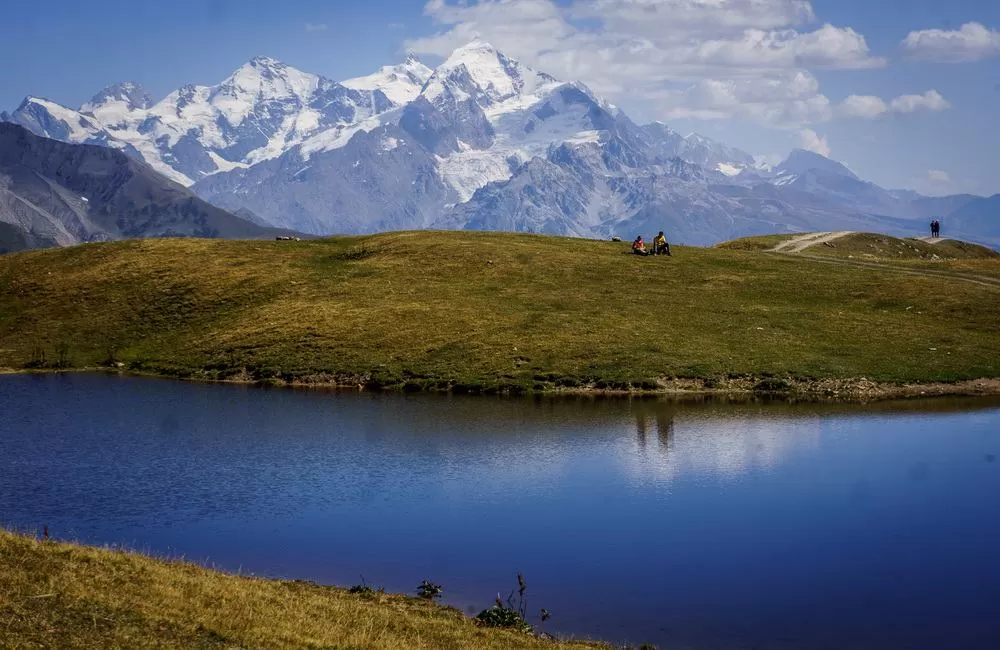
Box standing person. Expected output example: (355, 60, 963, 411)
(653, 231, 671, 256)
(632, 236, 649, 256)
(935, 220, 941, 238)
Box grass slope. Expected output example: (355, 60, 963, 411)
(1, 231, 999, 391)
(0, 530, 606, 650)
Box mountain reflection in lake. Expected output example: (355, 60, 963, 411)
(2, 374, 999, 650)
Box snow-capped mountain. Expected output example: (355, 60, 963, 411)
(342, 54, 434, 106)
(2, 56, 401, 187)
(640, 123, 758, 177)
(4, 42, 992, 246)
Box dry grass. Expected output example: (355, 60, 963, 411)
(0, 530, 608, 650)
(1, 231, 998, 390)
(790, 232, 998, 262)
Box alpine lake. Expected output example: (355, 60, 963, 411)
(2, 373, 999, 649)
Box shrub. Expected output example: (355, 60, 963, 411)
(416, 580, 442, 600)
(475, 606, 532, 633)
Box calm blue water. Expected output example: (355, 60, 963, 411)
(2, 373, 999, 649)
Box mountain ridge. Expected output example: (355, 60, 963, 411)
(0, 123, 294, 253)
(3, 44, 991, 246)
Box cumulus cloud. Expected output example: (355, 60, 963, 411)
(837, 94, 888, 119)
(406, 0, 903, 127)
(915, 169, 957, 195)
(901, 22, 1000, 63)
(835, 90, 950, 119)
(888, 90, 951, 113)
(305, 23, 328, 33)
(926, 170, 952, 184)
(570, 0, 817, 34)
(798, 129, 830, 157)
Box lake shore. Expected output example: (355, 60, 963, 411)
(4, 366, 1000, 402)
(0, 529, 611, 650)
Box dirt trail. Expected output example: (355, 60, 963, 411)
(794, 254, 1000, 290)
(770, 231, 854, 253)
(916, 236, 952, 245)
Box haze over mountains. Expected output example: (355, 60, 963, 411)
(0, 123, 291, 252)
(3, 41, 996, 247)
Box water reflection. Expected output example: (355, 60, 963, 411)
(624, 402, 823, 483)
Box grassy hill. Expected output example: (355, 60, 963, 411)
(1, 231, 999, 395)
(719, 232, 997, 261)
(0, 530, 607, 650)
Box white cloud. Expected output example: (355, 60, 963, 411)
(914, 169, 957, 195)
(305, 23, 328, 33)
(571, 0, 817, 34)
(835, 90, 950, 119)
(798, 128, 830, 156)
(406, 1, 942, 128)
(888, 90, 951, 114)
(837, 94, 887, 119)
(926, 170, 952, 184)
(901, 22, 1000, 63)
(690, 24, 885, 70)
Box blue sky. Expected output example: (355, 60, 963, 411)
(2, 0, 998, 196)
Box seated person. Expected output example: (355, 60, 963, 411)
(632, 236, 649, 256)
(653, 231, 671, 256)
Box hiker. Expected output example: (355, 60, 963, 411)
(653, 231, 671, 256)
(930, 219, 940, 238)
(632, 236, 649, 256)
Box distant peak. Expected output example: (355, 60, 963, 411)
(404, 53, 423, 65)
(248, 55, 283, 68)
(441, 40, 512, 68)
(779, 148, 858, 181)
(85, 81, 154, 111)
(455, 39, 498, 54)
(789, 147, 826, 158)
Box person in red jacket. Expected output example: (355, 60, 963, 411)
(632, 236, 649, 256)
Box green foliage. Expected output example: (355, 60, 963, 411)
(416, 580, 442, 600)
(476, 572, 537, 634)
(475, 606, 533, 633)
(349, 576, 384, 596)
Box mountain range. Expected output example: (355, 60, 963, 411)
(3, 41, 996, 247)
(0, 123, 291, 253)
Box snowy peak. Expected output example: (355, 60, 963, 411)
(640, 123, 756, 172)
(778, 149, 859, 181)
(248, 55, 281, 67)
(211, 56, 323, 123)
(5, 96, 105, 143)
(423, 40, 556, 106)
(343, 55, 434, 106)
(83, 82, 154, 113)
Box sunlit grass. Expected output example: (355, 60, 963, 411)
(0, 231, 998, 390)
(0, 530, 607, 649)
